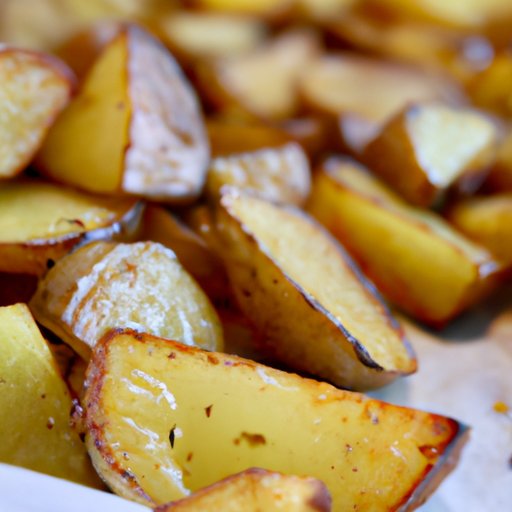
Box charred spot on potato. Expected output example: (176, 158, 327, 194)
(46, 259, 55, 269)
(234, 432, 267, 447)
(46, 417, 55, 430)
(205, 404, 213, 418)
(167, 352, 176, 360)
(169, 424, 177, 449)
(186, 452, 193, 462)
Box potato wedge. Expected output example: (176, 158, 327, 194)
(37, 24, 209, 203)
(159, 12, 266, 64)
(154, 468, 331, 512)
(215, 189, 415, 390)
(196, 30, 320, 121)
(307, 158, 501, 326)
(446, 194, 512, 265)
(362, 103, 498, 207)
(207, 143, 311, 206)
(299, 53, 463, 147)
(84, 329, 467, 508)
(0, 180, 142, 276)
(0, 303, 100, 487)
(0, 47, 74, 179)
(30, 241, 223, 360)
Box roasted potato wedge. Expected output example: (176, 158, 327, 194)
(154, 468, 331, 512)
(30, 241, 223, 360)
(215, 189, 416, 390)
(159, 12, 266, 64)
(37, 24, 209, 203)
(0, 47, 74, 180)
(308, 158, 501, 326)
(196, 30, 320, 121)
(362, 103, 498, 207)
(84, 329, 467, 508)
(0, 303, 100, 487)
(0, 180, 142, 276)
(207, 143, 311, 206)
(446, 194, 512, 265)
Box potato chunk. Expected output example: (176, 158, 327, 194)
(308, 159, 501, 326)
(196, 30, 320, 121)
(0, 180, 142, 275)
(447, 194, 512, 265)
(362, 103, 498, 207)
(216, 189, 415, 390)
(37, 24, 209, 203)
(84, 329, 467, 508)
(207, 143, 311, 206)
(0, 304, 100, 487)
(30, 241, 223, 360)
(0, 47, 74, 179)
(155, 468, 331, 512)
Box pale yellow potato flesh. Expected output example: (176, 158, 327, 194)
(447, 194, 512, 264)
(0, 180, 142, 275)
(0, 304, 100, 487)
(30, 241, 223, 360)
(216, 190, 415, 390)
(207, 143, 311, 206)
(189, 0, 294, 18)
(0, 47, 73, 179)
(38, 25, 209, 203)
(307, 159, 500, 326)
(154, 468, 331, 512)
(84, 330, 466, 509)
(363, 103, 498, 207)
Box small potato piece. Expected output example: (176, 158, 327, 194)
(207, 143, 311, 206)
(196, 30, 320, 121)
(0, 47, 74, 179)
(84, 329, 466, 508)
(0, 180, 142, 276)
(159, 12, 266, 63)
(0, 304, 100, 487)
(37, 24, 209, 203)
(299, 53, 462, 142)
(216, 189, 415, 390)
(308, 159, 501, 326)
(154, 468, 331, 512)
(447, 194, 512, 264)
(362, 103, 498, 207)
(30, 241, 223, 360)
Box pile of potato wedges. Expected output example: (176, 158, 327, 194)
(1, 0, 512, 510)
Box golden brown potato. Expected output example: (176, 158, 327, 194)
(0, 180, 142, 276)
(293, 0, 356, 22)
(299, 53, 463, 150)
(446, 194, 512, 265)
(30, 241, 223, 360)
(0, 303, 100, 487)
(485, 129, 512, 192)
(207, 143, 311, 206)
(37, 24, 209, 203)
(215, 189, 416, 390)
(84, 329, 467, 508)
(154, 468, 331, 512)
(362, 103, 498, 207)
(0, 47, 74, 179)
(196, 30, 321, 121)
(186, 0, 294, 19)
(158, 12, 266, 64)
(307, 158, 501, 326)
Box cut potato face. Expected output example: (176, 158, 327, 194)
(0, 47, 74, 179)
(0, 304, 100, 487)
(154, 468, 331, 512)
(37, 24, 209, 203)
(447, 194, 512, 265)
(215, 189, 415, 390)
(196, 30, 320, 121)
(0, 180, 142, 276)
(308, 159, 501, 326)
(30, 241, 223, 360)
(207, 143, 311, 206)
(159, 12, 266, 63)
(84, 329, 467, 508)
(187, 0, 294, 19)
(362, 103, 498, 207)
(299, 53, 462, 126)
